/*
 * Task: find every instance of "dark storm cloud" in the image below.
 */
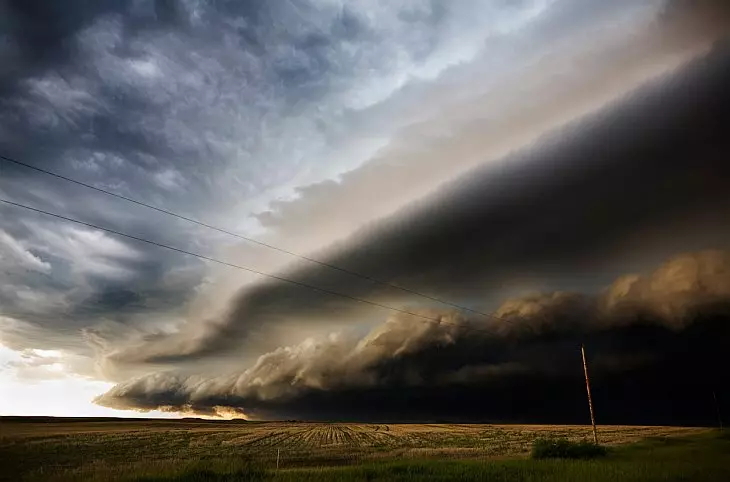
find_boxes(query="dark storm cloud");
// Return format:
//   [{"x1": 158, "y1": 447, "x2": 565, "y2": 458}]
[
  {"x1": 663, "y1": 0, "x2": 730, "y2": 19},
  {"x1": 114, "y1": 42, "x2": 730, "y2": 365},
  {"x1": 97, "y1": 250, "x2": 730, "y2": 424}
]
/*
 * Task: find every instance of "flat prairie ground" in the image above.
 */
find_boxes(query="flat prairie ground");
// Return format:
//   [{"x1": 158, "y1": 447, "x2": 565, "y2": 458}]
[{"x1": 0, "y1": 417, "x2": 723, "y2": 481}]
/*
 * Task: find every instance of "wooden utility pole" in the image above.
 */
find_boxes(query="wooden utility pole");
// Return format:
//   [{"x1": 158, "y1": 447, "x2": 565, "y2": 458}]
[
  {"x1": 581, "y1": 344, "x2": 599, "y2": 444},
  {"x1": 713, "y1": 391, "x2": 723, "y2": 430}
]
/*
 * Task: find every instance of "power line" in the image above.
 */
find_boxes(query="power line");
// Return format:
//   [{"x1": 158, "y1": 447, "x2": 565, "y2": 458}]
[
  {"x1": 0, "y1": 154, "x2": 516, "y2": 328},
  {"x1": 0, "y1": 198, "x2": 515, "y2": 339}
]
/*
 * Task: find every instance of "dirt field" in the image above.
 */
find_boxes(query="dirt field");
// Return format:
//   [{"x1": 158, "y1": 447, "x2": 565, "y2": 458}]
[{"x1": 0, "y1": 417, "x2": 708, "y2": 481}]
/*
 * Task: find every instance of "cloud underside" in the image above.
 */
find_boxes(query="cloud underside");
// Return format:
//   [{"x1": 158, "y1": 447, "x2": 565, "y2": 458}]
[{"x1": 97, "y1": 249, "x2": 730, "y2": 424}]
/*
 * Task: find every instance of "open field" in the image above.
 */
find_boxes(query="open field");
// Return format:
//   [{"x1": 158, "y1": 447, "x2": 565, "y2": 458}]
[{"x1": 0, "y1": 418, "x2": 723, "y2": 481}]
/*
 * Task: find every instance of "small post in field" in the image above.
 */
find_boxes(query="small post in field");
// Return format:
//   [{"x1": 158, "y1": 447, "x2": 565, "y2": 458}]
[
  {"x1": 276, "y1": 448, "x2": 280, "y2": 470},
  {"x1": 713, "y1": 391, "x2": 723, "y2": 430},
  {"x1": 581, "y1": 343, "x2": 599, "y2": 445}
]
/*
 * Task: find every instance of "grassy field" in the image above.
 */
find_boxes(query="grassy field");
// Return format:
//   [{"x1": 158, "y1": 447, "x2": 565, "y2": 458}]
[{"x1": 0, "y1": 417, "x2": 724, "y2": 481}]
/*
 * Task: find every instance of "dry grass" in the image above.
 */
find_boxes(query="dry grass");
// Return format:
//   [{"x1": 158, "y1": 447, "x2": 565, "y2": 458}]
[{"x1": 0, "y1": 418, "x2": 710, "y2": 481}]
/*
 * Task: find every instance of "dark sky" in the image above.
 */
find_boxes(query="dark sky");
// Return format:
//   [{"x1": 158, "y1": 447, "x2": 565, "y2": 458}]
[{"x1": 1, "y1": 0, "x2": 729, "y2": 423}]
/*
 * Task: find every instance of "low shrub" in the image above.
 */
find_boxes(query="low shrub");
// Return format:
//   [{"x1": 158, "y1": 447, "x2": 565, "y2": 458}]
[
  {"x1": 136, "y1": 464, "x2": 269, "y2": 481},
  {"x1": 531, "y1": 437, "x2": 607, "y2": 460}
]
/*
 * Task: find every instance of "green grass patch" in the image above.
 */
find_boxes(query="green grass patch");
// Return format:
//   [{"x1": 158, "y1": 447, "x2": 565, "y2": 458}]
[
  {"x1": 135, "y1": 465, "x2": 268, "y2": 482},
  {"x1": 137, "y1": 431, "x2": 730, "y2": 482},
  {"x1": 530, "y1": 437, "x2": 607, "y2": 459}
]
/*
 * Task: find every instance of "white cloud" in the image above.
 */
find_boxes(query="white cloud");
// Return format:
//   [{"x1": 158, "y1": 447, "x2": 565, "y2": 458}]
[
  {"x1": 24, "y1": 223, "x2": 141, "y2": 280},
  {"x1": 153, "y1": 168, "x2": 187, "y2": 191},
  {"x1": 0, "y1": 230, "x2": 51, "y2": 274},
  {"x1": 17, "y1": 73, "x2": 105, "y2": 131}
]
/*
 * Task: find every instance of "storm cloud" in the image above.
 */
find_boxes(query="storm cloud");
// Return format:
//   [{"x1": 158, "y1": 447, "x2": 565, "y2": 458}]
[
  {"x1": 2, "y1": 1, "x2": 730, "y2": 422},
  {"x1": 108, "y1": 41, "x2": 730, "y2": 367},
  {"x1": 97, "y1": 250, "x2": 730, "y2": 424}
]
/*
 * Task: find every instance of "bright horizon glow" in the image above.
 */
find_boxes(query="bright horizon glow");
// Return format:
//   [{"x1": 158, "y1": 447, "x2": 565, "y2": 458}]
[{"x1": 0, "y1": 343, "x2": 180, "y2": 418}]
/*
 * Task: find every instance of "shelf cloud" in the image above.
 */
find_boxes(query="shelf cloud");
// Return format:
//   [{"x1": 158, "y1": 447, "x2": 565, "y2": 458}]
[{"x1": 1, "y1": 0, "x2": 729, "y2": 421}]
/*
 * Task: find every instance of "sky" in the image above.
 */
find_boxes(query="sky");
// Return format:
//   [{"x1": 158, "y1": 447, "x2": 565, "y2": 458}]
[{"x1": 1, "y1": 0, "x2": 729, "y2": 423}]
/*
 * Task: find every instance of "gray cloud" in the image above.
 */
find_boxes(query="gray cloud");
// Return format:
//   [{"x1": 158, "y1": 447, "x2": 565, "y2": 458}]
[
  {"x1": 1, "y1": 0, "x2": 562, "y2": 361},
  {"x1": 0, "y1": 0, "x2": 570, "y2": 359}
]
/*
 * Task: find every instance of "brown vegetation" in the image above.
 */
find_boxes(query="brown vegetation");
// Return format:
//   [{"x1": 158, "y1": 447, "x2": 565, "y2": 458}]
[{"x1": 0, "y1": 417, "x2": 707, "y2": 481}]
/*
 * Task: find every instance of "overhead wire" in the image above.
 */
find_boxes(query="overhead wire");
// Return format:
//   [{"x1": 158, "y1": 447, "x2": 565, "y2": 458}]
[
  {"x1": 0, "y1": 154, "x2": 519, "y2": 328},
  {"x1": 0, "y1": 198, "x2": 526, "y2": 339}
]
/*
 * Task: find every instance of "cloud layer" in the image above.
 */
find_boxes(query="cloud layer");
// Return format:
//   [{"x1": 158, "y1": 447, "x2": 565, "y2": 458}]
[
  {"x1": 104, "y1": 43, "x2": 730, "y2": 370},
  {"x1": 97, "y1": 250, "x2": 730, "y2": 423}
]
